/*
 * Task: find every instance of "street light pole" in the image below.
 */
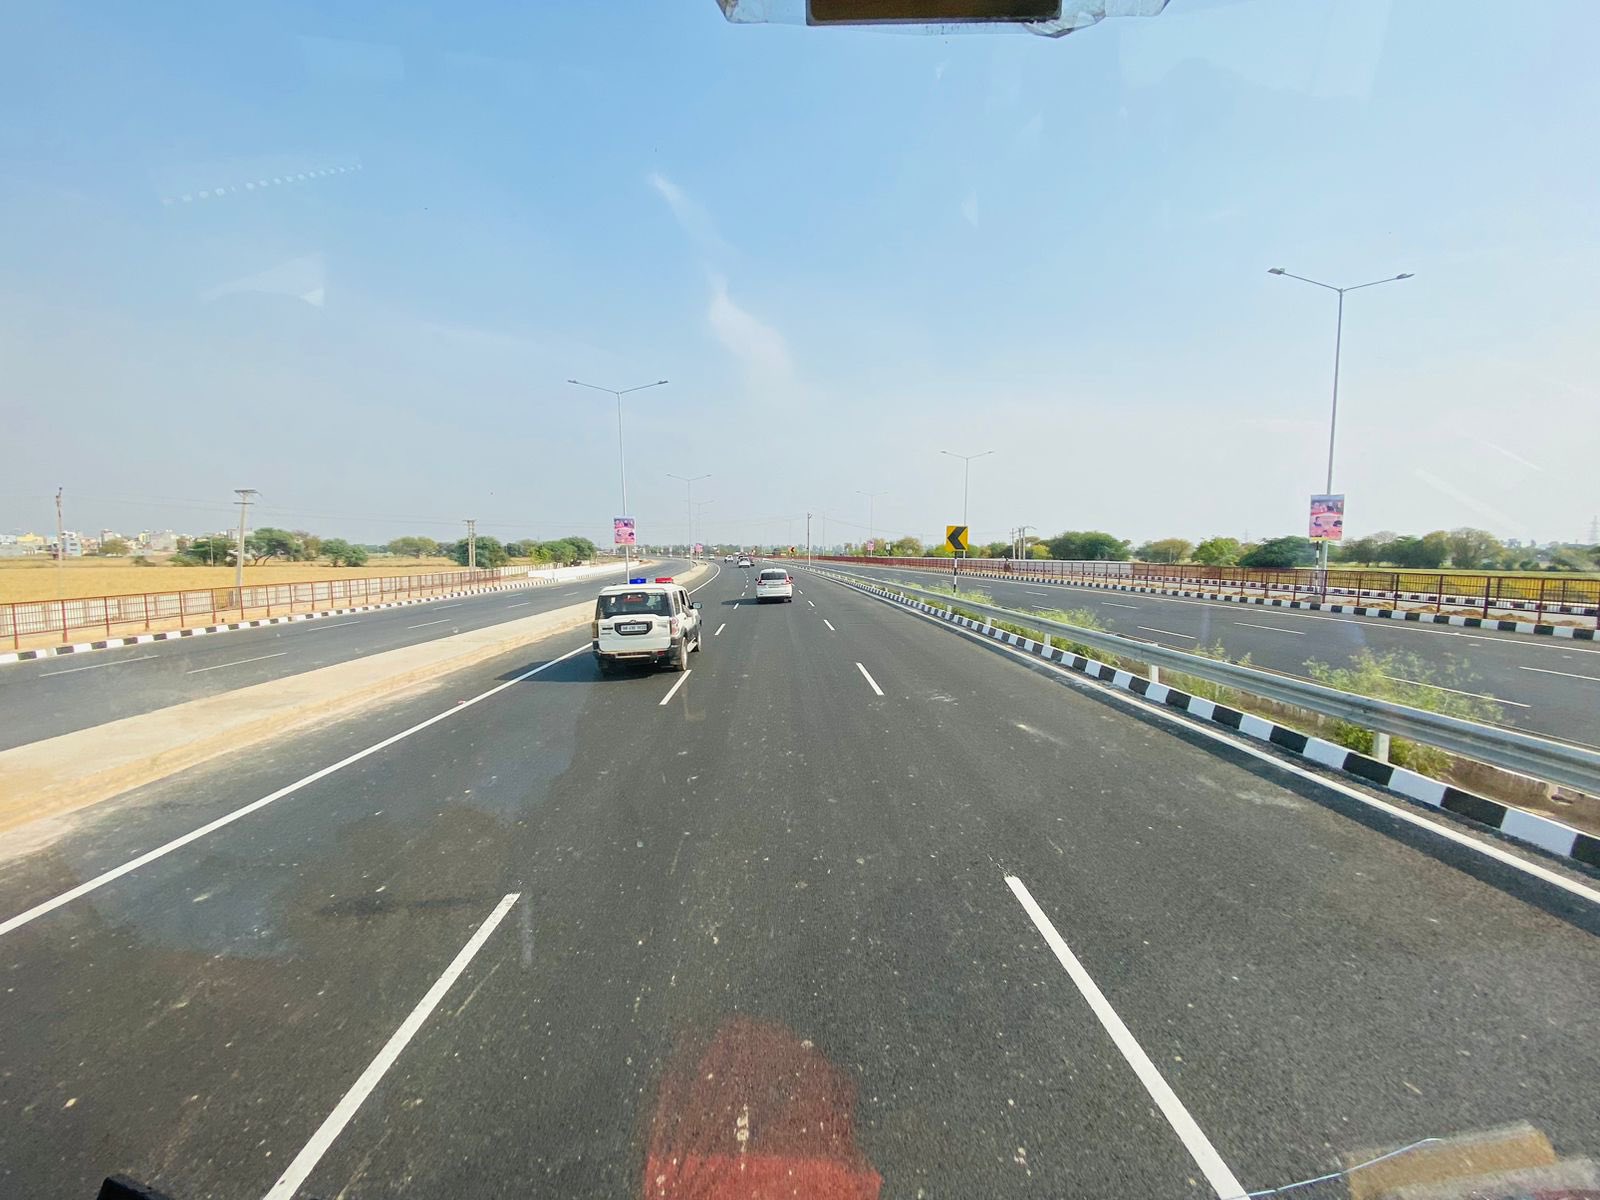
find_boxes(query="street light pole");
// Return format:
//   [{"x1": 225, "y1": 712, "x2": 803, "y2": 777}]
[
  {"x1": 695, "y1": 498, "x2": 716, "y2": 557},
  {"x1": 855, "y1": 489, "x2": 887, "y2": 556},
  {"x1": 1267, "y1": 268, "x2": 1413, "y2": 571},
  {"x1": 668, "y1": 473, "x2": 710, "y2": 558},
  {"x1": 939, "y1": 449, "x2": 994, "y2": 566},
  {"x1": 568, "y1": 377, "x2": 669, "y2": 578}
]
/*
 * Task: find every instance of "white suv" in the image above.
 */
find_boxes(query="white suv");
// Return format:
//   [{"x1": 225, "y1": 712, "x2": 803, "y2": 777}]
[
  {"x1": 592, "y1": 578, "x2": 703, "y2": 673},
  {"x1": 755, "y1": 567, "x2": 794, "y2": 603}
]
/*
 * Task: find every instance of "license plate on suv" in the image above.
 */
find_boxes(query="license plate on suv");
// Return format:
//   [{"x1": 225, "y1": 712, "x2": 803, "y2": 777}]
[{"x1": 616, "y1": 621, "x2": 652, "y2": 635}]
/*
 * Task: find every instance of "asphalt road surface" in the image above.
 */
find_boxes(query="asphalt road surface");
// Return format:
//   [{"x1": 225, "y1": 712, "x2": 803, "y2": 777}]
[
  {"x1": 0, "y1": 559, "x2": 690, "y2": 752},
  {"x1": 828, "y1": 561, "x2": 1600, "y2": 747},
  {"x1": 2, "y1": 561, "x2": 1597, "y2": 1199}
]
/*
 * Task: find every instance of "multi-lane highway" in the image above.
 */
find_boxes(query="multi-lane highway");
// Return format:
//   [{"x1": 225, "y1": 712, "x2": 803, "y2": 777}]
[
  {"x1": 0, "y1": 560, "x2": 688, "y2": 751},
  {"x1": 2, "y1": 560, "x2": 1596, "y2": 1199},
  {"x1": 830, "y1": 561, "x2": 1600, "y2": 746}
]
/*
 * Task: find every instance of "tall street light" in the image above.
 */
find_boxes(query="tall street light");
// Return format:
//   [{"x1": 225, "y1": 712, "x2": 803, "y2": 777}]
[
  {"x1": 668, "y1": 472, "x2": 711, "y2": 558},
  {"x1": 568, "y1": 377, "x2": 669, "y2": 576},
  {"x1": 695, "y1": 498, "x2": 716, "y2": 555},
  {"x1": 939, "y1": 448, "x2": 994, "y2": 539},
  {"x1": 856, "y1": 489, "x2": 888, "y2": 556},
  {"x1": 1267, "y1": 267, "x2": 1413, "y2": 571}
]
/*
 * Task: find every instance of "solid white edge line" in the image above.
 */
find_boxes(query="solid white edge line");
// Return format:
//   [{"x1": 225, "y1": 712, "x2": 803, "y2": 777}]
[
  {"x1": 1006, "y1": 875, "x2": 1246, "y2": 1200},
  {"x1": 184, "y1": 652, "x2": 289, "y2": 675},
  {"x1": 817, "y1": 569, "x2": 1600, "y2": 907},
  {"x1": 262, "y1": 892, "x2": 521, "y2": 1200},
  {"x1": 0, "y1": 645, "x2": 590, "y2": 939},
  {"x1": 659, "y1": 669, "x2": 692, "y2": 706},
  {"x1": 856, "y1": 662, "x2": 885, "y2": 696},
  {"x1": 1232, "y1": 622, "x2": 1306, "y2": 636}
]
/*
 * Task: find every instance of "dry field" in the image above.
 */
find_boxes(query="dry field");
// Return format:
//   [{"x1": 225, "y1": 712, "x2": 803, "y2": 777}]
[{"x1": 0, "y1": 556, "x2": 481, "y2": 604}]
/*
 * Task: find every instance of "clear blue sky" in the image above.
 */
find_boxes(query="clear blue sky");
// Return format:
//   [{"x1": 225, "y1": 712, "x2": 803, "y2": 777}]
[{"x1": 3, "y1": 0, "x2": 1596, "y2": 550}]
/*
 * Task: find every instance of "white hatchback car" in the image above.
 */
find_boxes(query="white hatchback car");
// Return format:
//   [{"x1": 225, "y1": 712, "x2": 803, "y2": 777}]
[{"x1": 755, "y1": 567, "x2": 794, "y2": 603}]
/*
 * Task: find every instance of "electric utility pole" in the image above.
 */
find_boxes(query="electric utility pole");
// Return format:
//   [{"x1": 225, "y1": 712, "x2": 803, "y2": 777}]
[{"x1": 233, "y1": 488, "x2": 257, "y2": 592}]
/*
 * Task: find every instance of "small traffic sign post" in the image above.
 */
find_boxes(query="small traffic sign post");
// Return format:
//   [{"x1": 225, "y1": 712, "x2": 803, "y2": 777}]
[{"x1": 946, "y1": 524, "x2": 967, "y2": 589}]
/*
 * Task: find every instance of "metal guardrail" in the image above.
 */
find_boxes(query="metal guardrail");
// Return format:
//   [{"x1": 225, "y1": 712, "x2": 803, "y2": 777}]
[
  {"x1": 815, "y1": 565, "x2": 1600, "y2": 798},
  {"x1": 811, "y1": 555, "x2": 1600, "y2": 623}
]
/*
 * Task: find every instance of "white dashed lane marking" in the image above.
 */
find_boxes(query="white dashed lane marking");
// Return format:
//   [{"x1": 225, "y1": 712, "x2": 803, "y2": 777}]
[
  {"x1": 1519, "y1": 665, "x2": 1600, "y2": 682},
  {"x1": 659, "y1": 671, "x2": 693, "y2": 706},
  {"x1": 39, "y1": 654, "x2": 159, "y2": 677},
  {"x1": 1380, "y1": 674, "x2": 1530, "y2": 708},
  {"x1": 185, "y1": 652, "x2": 288, "y2": 675},
  {"x1": 855, "y1": 662, "x2": 885, "y2": 696},
  {"x1": 1006, "y1": 875, "x2": 1245, "y2": 1200}
]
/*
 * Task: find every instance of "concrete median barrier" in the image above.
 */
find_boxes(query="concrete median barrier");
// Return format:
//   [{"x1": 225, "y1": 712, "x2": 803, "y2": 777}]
[{"x1": 0, "y1": 562, "x2": 711, "y2": 835}]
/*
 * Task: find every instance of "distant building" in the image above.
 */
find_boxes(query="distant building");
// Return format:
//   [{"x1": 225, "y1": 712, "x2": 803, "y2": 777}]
[
  {"x1": 146, "y1": 530, "x2": 178, "y2": 552},
  {"x1": 16, "y1": 533, "x2": 46, "y2": 550},
  {"x1": 50, "y1": 532, "x2": 85, "y2": 558}
]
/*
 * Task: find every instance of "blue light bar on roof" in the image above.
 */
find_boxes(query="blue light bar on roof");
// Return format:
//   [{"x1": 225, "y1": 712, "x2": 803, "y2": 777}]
[{"x1": 629, "y1": 577, "x2": 647, "y2": 584}]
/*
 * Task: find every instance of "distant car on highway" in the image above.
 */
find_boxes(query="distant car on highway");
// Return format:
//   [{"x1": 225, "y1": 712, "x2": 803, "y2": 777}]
[
  {"x1": 723, "y1": 553, "x2": 735, "y2": 562},
  {"x1": 592, "y1": 578, "x2": 703, "y2": 673},
  {"x1": 755, "y1": 567, "x2": 794, "y2": 603},
  {"x1": 737, "y1": 555, "x2": 753, "y2": 568}
]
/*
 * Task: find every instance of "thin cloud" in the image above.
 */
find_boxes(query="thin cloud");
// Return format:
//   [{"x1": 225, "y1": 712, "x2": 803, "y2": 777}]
[
  {"x1": 708, "y1": 275, "x2": 792, "y2": 384},
  {"x1": 1466, "y1": 434, "x2": 1542, "y2": 473},
  {"x1": 651, "y1": 172, "x2": 794, "y2": 387},
  {"x1": 1413, "y1": 467, "x2": 1528, "y2": 539},
  {"x1": 960, "y1": 190, "x2": 979, "y2": 228},
  {"x1": 647, "y1": 171, "x2": 731, "y2": 260}
]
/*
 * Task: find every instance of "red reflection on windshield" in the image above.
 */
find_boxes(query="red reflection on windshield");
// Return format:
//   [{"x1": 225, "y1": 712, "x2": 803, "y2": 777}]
[{"x1": 644, "y1": 1015, "x2": 882, "y2": 1199}]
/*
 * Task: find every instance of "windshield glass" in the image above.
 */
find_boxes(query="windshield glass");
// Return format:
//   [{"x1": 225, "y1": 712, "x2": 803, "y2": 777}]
[
  {"x1": 598, "y1": 591, "x2": 671, "y2": 617},
  {"x1": 4, "y1": 4, "x2": 1599, "y2": 1199}
]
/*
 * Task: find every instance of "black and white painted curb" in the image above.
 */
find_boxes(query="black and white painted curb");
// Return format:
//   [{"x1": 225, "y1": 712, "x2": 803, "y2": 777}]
[
  {"x1": 820, "y1": 569, "x2": 1600, "y2": 872},
  {"x1": 0, "y1": 578, "x2": 548, "y2": 665},
  {"x1": 906, "y1": 568, "x2": 1599, "y2": 640}
]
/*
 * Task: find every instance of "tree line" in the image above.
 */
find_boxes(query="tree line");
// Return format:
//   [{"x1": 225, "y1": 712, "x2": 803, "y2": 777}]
[
  {"x1": 844, "y1": 528, "x2": 1599, "y2": 573},
  {"x1": 169, "y1": 529, "x2": 599, "y2": 570}
]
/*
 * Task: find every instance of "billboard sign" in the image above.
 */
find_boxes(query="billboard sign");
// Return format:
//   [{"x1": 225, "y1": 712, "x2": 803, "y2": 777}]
[
  {"x1": 1309, "y1": 494, "x2": 1345, "y2": 542},
  {"x1": 613, "y1": 516, "x2": 637, "y2": 546}
]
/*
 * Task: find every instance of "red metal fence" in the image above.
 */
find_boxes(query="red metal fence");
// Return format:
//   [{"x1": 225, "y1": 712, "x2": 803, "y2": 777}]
[
  {"x1": 813, "y1": 556, "x2": 1600, "y2": 625},
  {"x1": 3, "y1": 566, "x2": 531, "y2": 649}
]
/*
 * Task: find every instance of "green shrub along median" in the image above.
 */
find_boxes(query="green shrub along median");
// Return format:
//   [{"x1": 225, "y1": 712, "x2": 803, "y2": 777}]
[{"x1": 1303, "y1": 649, "x2": 1504, "y2": 775}]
